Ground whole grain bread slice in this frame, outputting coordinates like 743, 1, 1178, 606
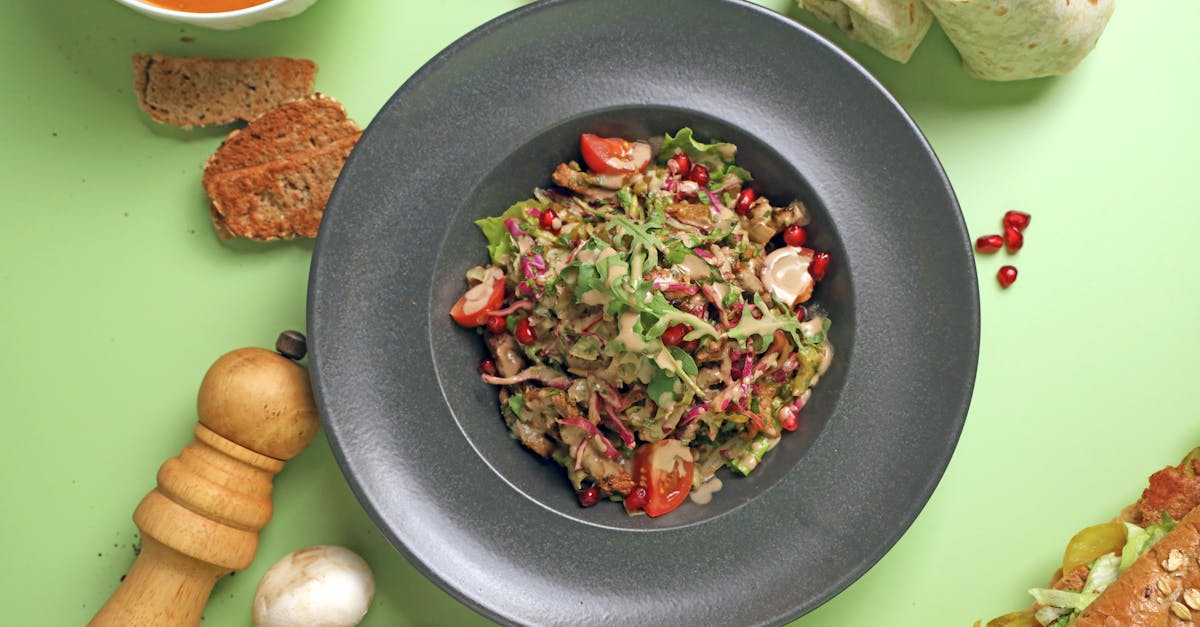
132, 53, 316, 128
202, 94, 359, 182
206, 133, 361, 240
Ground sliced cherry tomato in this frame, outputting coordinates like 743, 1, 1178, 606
450, 272, 505, 327
579, 133, 651, 175
627, 440, 694, 517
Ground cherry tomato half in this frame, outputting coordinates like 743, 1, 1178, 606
626, 440, 694, 517
449, 274, 505, 327
580, 133, 651, 175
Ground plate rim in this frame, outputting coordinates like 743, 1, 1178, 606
308, 0, 980, 624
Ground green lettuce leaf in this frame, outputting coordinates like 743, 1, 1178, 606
658, 127, 754, 186
475, 199, 542, 264
658, 128, 738, 170
1120, 514, 1177, 571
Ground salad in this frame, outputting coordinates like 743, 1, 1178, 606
450, 128, 834, 517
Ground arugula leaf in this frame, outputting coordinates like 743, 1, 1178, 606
643, 292, 720, 340
573, 263, 601, 303
647, 368, 677, 403
664, 240, 689, 266
506, 393, 525, 419
609, 213, 663, 252
667, 346, 698, 376
728, 293, 803, 351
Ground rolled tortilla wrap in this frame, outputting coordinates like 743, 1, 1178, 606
922, 0, 1115, 81
797, 0, 933, 63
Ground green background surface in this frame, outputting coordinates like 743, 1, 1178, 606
2, 0, 1197, 625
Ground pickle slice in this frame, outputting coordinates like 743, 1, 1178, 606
1062, 521, 1126, 576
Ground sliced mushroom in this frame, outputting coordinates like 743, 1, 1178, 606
760, 246, 815, 308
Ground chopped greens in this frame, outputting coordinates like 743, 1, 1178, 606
453, 128, 833, 516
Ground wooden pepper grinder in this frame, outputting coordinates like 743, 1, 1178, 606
90, 331, 319, 627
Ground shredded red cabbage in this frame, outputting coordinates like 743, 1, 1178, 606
557, 417, 621, 460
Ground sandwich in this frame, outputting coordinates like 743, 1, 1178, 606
981, 448, 1200, 626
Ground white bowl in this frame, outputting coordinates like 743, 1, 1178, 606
113, 0, 318, 30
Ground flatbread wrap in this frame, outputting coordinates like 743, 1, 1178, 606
797, 0, 933, 63
923, 0, 1115, 81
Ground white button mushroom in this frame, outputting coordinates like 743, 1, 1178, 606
252, 545, 375, 627
760, 246, 815, 308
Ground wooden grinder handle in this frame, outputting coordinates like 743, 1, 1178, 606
90, 344, 319, 627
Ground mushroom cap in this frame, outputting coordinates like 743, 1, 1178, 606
253, 545, 375, 627
197, 347, 319, 460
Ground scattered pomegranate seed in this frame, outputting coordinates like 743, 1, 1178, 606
783, 224, 808, 248
679, 338, 699, 353
660, 323, 690, 347
975, 234, 1003, 253
539, 208, 560, 233
478, 358, 497, 376
514, 318, 537, 345
686, 164, 710, 187
1004, 225, 1023, 253
1003, 210, 1031, 231
734, 188, 757, 215
668, 152, 690, 175
485, 314, 506, 334
796, 306, 807, 323
624, 486, 648, 511
578, 486, 601, 508
810, 252, 831, 281
997, 265, 1018, 288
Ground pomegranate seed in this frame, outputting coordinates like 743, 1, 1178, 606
779, 406, 799, 432
668, 152, 691, 175
975, 234, 1003, 253
478, 358, 497, 376
679, 338, 699, 353
997, 265, 1018, 288
485, 314, 507, 334
539, 208, 560, 233
734, 188, 757, 215
624, 486, 648, 511
1003, 210, 1031, 231
809, 252, 831, 281
796, 306, 807, 323
660, 323, 690, 347
782, 225, 808, 248
515, 318, 537, 345
686, 164, 710, 187
578, 486, 601, 508
1004, 225, 1023, 253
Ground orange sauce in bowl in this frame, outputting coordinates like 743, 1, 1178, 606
141, 0, 274, 13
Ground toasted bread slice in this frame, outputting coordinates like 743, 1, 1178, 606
202, 94, 359, 182
206, 133, 361, 240
132, 53, 316, 128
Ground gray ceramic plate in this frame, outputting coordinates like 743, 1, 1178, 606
308, 0, 979, 625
